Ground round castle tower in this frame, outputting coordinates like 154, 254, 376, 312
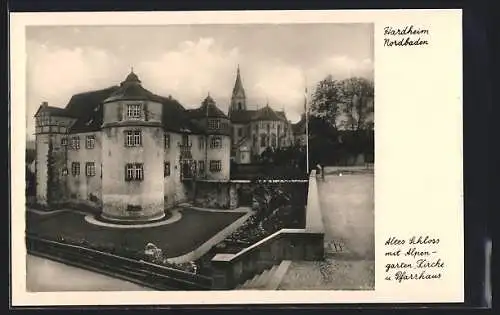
100, 70, 165, 222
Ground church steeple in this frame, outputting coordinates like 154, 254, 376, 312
230, 64, 247, 112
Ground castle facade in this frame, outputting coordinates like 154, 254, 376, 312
33, 67, 303, 222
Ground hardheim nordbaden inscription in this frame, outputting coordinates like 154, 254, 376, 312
384, 25, 430, 47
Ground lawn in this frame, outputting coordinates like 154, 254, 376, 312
26, 208, 245, 258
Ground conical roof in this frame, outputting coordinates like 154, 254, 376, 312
103, 70, 157, 103
187, 94, 228, 119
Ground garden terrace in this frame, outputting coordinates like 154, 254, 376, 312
26, 208, 245, 260
193, 181, 308, 273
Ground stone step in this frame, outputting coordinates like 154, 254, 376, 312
237, 274, 260, 289
237, 265, 276, 290
238, 262, 290, 290
264, 260, 292, 290
249, 266, 276, 289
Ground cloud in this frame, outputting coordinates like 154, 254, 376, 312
26, 41, 126, 136
26, 36, 373, 138
138, 37, 240, 109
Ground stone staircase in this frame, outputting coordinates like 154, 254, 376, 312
236, 260, 291, 290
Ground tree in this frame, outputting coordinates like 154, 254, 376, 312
310, 75, 342, 129
337, 77, 374, 132
309, 75, 375, 166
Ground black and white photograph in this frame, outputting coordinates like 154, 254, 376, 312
23, 22, 374, 292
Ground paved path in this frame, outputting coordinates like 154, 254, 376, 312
26, 255, 152, 292
279, 173, 375, 290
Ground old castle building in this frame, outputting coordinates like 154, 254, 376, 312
33, 67, 302, 222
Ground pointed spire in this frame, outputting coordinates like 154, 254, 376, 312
232, 64, 245, 97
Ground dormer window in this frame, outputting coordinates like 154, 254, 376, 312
208, 119, 221, 130
127, 103, 142, 119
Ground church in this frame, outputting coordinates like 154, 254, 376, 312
228, 66, 296, 164
33, 67, 301, 222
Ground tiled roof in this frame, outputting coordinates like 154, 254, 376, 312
34, 105, 73, 117
275, 110, 288, 121
187, 95, 228, 119
103, 71, 158, 103
154, 95, 204, 134
230, 107, 289, 123
252, 105, 281, 121
229, 110, 257, 124
67, 86, 119, 133
63, 85, 206, 134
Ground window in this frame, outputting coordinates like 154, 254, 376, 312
198, 136, 205, 150
85, 162, 96, 177
208, 119, 221, 130
237, 128, 243, 137
71, 137, 80, 150
198, 160, 205, 174
238, 102, 242, 110
127, 103, 142, 119
125, 163, 144, 181
182, 134, 189, 146
210, 136, 222, 149
164, 162, 170, 177
164, 134, 170, 149
71, 162, 80, 176
260, 134, 267, 147
271, 134, 277, 148
209, 160, 222, 172
61, 137, 68, 146
125, 130, 142, 147
86, 135, 95, 149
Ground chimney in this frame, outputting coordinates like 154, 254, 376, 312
41, 101, 48, 107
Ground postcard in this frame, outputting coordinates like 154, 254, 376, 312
10, 9, 463, 306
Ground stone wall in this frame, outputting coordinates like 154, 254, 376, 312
210, 174, 324, 289
66, 131, 102, 207
211, 229, 324, 289
101, 126, 165, 221
192, 182, 232, 209
35, 134, 49, 204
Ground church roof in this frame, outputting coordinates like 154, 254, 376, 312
229, 107, 290, 124
229, 110, 257, 124
275, 110, 288, 121
252, 105, 282, 121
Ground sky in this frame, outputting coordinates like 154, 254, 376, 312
25, 23, 373, 139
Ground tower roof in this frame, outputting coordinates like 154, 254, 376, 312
187, 94, 228, 119
103, 70, 157, 103
232, 65, 246, 98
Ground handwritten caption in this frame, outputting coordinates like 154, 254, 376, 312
384, 25, 430, 47
384, 236, 444, 283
